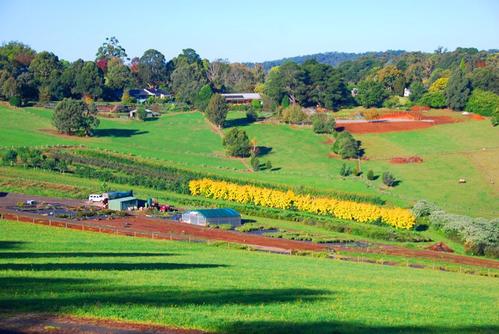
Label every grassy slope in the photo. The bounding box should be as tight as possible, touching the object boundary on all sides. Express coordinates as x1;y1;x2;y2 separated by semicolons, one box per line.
1;106;498;216
1;220;498;334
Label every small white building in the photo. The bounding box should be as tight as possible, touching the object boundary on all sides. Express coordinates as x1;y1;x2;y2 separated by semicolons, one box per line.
221;93;261;104
403;88;411;97
129;108;160;119
181;208;241;227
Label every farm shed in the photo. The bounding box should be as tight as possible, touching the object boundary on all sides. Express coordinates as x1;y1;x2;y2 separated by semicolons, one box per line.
108;196;138;211
181;208;241;227
221;93;261;104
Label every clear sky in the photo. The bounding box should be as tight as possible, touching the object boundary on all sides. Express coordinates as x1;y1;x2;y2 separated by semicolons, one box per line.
0;0;498;62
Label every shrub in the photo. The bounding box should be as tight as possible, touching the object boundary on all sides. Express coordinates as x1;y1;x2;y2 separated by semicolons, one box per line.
280;96;290;108
491;107;499;127
223;128;251;157
382;96;402;109
465;89;499;116
250;155;260;171
382;171;396;187
246;109;258;122
339;163;351;177
280;104;307;124
265;160;272;170
1;149;17;164
312;113;336;133
412;200;498;257
9;95;22;107
418;92;447;108
361;109;380;120
251;99;262;111
366;169;375;181
136;105;147;120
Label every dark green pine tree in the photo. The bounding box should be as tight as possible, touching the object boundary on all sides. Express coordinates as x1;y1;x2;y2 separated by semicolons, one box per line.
446;59;471;111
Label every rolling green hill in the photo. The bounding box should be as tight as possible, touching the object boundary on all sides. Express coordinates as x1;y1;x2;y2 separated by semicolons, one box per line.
0;105;497;217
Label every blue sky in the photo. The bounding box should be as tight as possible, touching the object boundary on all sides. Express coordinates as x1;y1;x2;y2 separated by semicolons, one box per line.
0;0;498;62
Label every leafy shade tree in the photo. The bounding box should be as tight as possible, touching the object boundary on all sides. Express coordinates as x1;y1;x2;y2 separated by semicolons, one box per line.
206;94;228;128
332;131;359;159
53;98;99;136
223;128;251;157
428;77;449;93
194;84;213;111
446;61;471;111
471;67;499;95
409;81;426;102
311;113;336;134
95;36;128;61
29;51;62;100
138;49;168;87
171;53;207;104
356;80;387;108
465;89;499;116
366;169;375;181
376;65;405;96
105;58;134;90
73;61;104;99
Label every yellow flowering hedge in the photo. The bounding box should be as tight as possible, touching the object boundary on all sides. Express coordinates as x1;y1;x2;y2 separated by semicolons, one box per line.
189;178;415;229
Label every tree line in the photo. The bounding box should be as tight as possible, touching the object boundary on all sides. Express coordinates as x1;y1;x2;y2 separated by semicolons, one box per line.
1;39;497;122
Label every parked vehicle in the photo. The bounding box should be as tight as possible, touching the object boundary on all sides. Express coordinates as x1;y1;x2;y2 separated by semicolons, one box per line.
88;194;105;202
25;200;37;205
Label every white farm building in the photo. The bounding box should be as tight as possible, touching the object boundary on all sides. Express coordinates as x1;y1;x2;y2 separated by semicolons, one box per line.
181;208;241;227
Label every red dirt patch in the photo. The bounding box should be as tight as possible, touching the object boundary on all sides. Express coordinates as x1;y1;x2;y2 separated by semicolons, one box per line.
323;137;334;145
427;242;454;253
390;156;423;164
468;113;486;120
0;313;207;334
340;121;434;134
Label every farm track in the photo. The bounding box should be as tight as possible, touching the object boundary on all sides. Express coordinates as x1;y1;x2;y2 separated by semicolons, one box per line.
0;313;207;334
1;193;498;270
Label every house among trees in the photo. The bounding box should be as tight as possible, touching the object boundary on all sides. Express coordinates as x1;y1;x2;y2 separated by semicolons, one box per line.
404;88;411;97
221;93;261;104
129;88;171;103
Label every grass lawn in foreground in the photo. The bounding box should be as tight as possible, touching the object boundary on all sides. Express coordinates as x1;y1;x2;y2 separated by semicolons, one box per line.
0;220;498;334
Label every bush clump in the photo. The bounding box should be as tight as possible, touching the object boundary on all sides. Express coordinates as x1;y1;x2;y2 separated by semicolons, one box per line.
412;200;499;257
312;113;336;134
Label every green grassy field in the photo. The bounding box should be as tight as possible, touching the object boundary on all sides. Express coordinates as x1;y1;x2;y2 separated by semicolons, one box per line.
1;105;497;217
1;220;498;334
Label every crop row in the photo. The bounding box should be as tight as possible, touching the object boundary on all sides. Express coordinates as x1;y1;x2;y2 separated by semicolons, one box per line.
189;178;416;229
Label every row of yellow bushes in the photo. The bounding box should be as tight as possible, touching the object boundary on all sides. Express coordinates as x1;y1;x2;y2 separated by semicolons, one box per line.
189;178;415;229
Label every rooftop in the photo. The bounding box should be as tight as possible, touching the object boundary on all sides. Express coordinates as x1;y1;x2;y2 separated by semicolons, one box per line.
187;208;241;218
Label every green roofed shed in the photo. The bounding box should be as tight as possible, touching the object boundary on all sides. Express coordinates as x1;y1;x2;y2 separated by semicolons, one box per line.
108;196;138;211
181;208;241;227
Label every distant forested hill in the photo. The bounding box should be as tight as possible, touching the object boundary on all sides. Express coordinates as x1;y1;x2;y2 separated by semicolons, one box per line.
245;50;407;70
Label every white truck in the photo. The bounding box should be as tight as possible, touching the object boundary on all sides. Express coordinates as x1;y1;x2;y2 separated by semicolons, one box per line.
88;194;105;202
